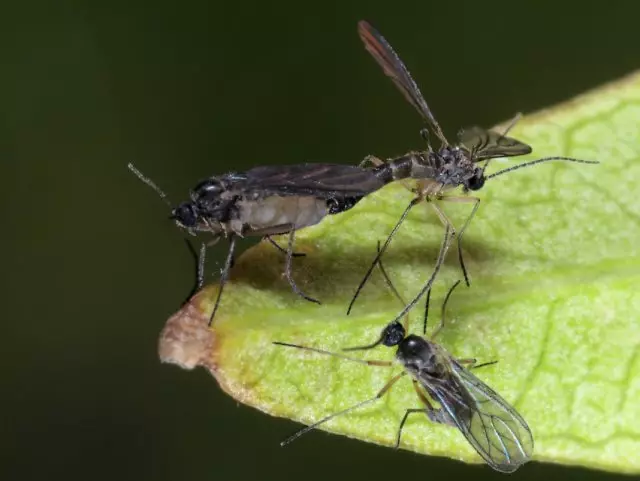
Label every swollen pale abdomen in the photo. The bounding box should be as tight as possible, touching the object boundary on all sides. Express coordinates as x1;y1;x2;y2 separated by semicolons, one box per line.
238;196;328;231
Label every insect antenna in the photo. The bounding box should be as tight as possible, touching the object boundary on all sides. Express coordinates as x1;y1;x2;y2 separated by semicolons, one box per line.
278;371;405;446
127;163;174;209
272;341;391;366
486;155;599;181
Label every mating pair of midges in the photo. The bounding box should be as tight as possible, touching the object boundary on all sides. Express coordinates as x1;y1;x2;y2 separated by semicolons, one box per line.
131;21;598;472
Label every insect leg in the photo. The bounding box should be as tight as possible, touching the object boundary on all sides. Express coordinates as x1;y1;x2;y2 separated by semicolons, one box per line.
207;235;238;327
283;227;320;304
412;379;456;427
457;358;499;370
389;223;453;326
441;195;481;287
347;196;422;315
181;239;207;306
395;379;451;448
500;112;523;137
375;240;411;333
430;279;462;340
264;235;306;257
359;155;384;169
419;127;434;151
422;287;431;336
280;370;406;446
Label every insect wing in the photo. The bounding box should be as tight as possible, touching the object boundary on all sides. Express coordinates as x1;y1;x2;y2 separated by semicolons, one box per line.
358;21;448;145
240;163;386;199
458;127;532;161
424;360;533;473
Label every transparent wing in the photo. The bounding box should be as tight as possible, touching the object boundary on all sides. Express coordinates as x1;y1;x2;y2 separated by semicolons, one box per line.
424;360;533;473
458;127;532;161
358;20;448;145
238;163;386;199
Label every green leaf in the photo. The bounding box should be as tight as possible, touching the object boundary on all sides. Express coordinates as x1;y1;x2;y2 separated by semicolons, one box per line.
158;71;640;474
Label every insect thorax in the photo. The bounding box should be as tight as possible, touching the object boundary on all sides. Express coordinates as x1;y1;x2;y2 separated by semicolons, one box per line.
431;147;480;188
396;335;451;380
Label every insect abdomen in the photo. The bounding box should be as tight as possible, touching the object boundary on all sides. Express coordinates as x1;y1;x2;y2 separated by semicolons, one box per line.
238;195;327;231
377;152;437;182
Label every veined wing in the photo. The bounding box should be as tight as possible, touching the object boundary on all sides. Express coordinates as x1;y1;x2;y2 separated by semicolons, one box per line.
358;20;448;145
237;163;386;199
422;359;533;473
458;126;532;161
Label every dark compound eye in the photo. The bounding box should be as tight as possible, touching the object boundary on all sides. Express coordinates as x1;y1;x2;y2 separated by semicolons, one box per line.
171;203;198;227
467;172;485;191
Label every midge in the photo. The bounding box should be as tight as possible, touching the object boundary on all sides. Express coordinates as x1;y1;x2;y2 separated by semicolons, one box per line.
128;162;390;325
274;238;533;473
347;20;599;314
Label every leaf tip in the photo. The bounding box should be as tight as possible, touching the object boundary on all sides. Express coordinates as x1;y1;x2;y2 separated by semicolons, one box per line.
158;294;216;371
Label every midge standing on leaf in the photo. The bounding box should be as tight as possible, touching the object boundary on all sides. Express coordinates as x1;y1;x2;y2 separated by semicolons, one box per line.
347;20;599;315
128;162;393;326
274;238;533;473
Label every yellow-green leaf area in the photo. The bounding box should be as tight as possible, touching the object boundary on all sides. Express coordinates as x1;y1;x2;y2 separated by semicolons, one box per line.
159;71;640;474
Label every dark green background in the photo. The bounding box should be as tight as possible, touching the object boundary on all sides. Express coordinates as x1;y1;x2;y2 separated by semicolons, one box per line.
2;1;637;480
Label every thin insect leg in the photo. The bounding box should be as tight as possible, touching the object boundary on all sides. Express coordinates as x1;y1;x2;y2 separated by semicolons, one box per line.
283;228;320;304
442;195;481;286
395;380;439;448
375;240;410;333
347;196;422;315
422;288;431;336
431;197;475;286
264;235;306;257
280;371;406;446
430;201;457;236
195;241;206;290
412;379;454;426
458;358;499;370
273;341;393;367
431;200;476;287
395;408;429;449
420;128;433;151
431;279;461;340
359;155;383;169
180;239;207;305
501;112;522;137
207;235;237;327
389;223;453;326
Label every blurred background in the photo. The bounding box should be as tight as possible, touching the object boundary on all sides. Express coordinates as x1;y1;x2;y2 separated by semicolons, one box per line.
1;1;637;480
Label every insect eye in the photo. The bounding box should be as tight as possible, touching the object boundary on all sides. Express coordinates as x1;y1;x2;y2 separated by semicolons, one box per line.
467;173;485;191
171;203;198;227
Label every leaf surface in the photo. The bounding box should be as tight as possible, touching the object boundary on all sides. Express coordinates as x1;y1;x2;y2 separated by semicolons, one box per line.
159;71;640;473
